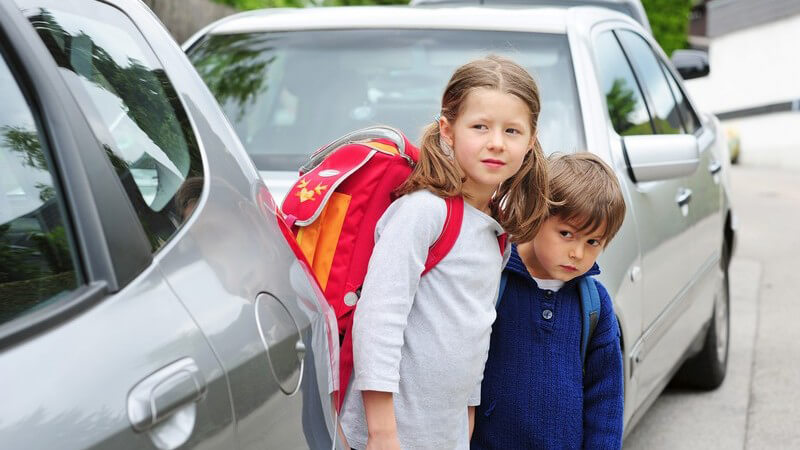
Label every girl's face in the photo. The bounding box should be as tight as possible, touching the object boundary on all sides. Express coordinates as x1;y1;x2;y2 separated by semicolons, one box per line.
440;87;534;208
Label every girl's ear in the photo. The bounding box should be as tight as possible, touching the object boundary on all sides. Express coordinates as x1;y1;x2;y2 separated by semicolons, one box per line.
439;116;454;147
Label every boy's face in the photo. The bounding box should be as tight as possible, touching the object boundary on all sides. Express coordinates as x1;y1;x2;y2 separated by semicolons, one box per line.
523;215;607;282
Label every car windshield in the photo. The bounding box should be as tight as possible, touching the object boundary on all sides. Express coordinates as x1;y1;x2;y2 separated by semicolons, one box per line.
188;29;584;171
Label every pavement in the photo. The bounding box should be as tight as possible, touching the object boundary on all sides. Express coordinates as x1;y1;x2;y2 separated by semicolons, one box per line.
624;165;800;449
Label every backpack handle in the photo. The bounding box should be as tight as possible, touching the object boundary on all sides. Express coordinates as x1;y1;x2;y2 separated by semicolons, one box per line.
300;126;410;174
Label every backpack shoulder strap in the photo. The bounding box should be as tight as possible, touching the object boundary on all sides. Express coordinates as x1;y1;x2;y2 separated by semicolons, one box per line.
422;196;464;275
578;276;602;368
496;272;509;310
422;196;507;276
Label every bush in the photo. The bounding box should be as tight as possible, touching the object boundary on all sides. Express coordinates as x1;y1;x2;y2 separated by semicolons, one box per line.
642;0;691;56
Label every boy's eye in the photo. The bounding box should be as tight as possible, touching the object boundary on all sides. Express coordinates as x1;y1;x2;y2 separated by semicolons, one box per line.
473;124;488;130
559;230;572;238
588;239;602;247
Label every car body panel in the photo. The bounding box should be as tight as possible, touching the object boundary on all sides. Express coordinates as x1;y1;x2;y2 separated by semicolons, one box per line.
1;0;338;448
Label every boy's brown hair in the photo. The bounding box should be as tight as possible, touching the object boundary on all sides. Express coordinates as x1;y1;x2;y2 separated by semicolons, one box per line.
396;55;549;243
547;152;626;245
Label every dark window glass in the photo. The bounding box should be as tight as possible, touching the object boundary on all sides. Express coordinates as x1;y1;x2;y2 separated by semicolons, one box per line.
0;52;79;325
23;1;204;252
188;30;584;166
594;31;653;136
660;60;700;134
616;30;683;135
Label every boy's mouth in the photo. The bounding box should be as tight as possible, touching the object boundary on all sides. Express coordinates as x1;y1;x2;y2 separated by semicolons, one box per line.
559;264;578;272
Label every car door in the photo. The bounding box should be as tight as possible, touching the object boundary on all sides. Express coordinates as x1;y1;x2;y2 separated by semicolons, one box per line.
0;2;234;449
106;1;341;448
591;28;700;403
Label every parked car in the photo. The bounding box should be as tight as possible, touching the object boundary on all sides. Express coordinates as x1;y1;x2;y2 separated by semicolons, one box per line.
185;4;737;436
0;0;340;448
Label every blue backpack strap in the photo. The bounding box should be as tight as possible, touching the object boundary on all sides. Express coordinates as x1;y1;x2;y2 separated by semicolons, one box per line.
578;277;601;368
496;272;509;309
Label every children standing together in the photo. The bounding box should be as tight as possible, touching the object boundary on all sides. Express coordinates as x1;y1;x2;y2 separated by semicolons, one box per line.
336;55;626;449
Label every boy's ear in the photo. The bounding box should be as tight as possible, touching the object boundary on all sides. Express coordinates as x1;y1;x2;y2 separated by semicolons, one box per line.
439;116;454;147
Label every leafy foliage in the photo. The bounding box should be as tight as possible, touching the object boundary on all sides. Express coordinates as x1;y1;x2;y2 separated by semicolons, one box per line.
642;0;691;56
189;33;273;119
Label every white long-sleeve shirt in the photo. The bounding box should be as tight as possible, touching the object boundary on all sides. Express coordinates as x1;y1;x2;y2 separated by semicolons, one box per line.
340;189;509;449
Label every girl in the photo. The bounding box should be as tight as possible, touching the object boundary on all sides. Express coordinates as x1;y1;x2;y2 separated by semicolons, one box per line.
340;55;549;450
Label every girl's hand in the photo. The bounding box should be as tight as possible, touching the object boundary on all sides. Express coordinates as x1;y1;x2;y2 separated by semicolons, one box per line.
366;430;402;450
363;391;401;450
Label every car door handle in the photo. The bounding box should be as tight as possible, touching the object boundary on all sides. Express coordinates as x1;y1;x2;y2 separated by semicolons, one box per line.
708;160;722;175
128;358;207;432
675;188;692;207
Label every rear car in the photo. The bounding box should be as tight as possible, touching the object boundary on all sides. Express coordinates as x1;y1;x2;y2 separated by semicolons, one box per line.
185;5;736;435
0;1;339;448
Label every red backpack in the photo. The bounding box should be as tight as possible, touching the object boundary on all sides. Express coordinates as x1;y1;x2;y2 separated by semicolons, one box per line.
281;126;505;411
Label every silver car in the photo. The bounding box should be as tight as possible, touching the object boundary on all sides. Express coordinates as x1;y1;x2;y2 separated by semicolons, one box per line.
186;4;736;436
0;0;340;448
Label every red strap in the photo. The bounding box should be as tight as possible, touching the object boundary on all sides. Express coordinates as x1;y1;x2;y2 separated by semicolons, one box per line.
497;232;508;255
337;316;354;413
422;196;464;275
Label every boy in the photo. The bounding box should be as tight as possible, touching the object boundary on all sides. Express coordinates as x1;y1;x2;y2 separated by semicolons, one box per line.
471;152;626;450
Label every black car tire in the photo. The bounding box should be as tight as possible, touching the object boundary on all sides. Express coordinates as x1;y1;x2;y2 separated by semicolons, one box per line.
672;243;730;390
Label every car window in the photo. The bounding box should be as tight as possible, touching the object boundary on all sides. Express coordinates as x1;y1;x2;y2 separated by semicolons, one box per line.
616;30;683;135
594;31;653;136
0;50;80;326
188;30;584;167
22;1;204;252
660;60;700;134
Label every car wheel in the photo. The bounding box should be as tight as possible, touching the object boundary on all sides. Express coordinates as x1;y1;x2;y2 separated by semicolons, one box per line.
673;244;730;390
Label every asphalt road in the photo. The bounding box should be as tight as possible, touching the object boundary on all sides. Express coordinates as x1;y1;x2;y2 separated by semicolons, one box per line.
624;165;800;449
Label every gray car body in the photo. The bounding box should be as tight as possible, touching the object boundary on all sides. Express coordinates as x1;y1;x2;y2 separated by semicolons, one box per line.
186;4;736;436
0;0;339;449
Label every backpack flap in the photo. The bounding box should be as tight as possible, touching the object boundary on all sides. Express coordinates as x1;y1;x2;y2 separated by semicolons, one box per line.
282;143;377;227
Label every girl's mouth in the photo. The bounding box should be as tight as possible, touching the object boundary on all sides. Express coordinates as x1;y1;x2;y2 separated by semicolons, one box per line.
481;159;505;168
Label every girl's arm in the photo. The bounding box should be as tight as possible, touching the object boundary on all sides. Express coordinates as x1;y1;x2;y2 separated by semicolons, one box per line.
363;391;401;450
468;406;476;438
351;192;446;444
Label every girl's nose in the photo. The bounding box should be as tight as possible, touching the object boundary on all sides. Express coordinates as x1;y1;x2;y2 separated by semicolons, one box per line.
487;129;504;151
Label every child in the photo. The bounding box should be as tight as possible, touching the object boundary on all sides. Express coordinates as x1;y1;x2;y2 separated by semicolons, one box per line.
339;55;550;449
471;152;627;450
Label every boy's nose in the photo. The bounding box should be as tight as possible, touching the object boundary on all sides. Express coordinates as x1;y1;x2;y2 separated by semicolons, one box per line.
570;244;584;260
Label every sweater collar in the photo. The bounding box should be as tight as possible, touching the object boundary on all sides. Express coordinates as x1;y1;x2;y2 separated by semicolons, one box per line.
505;243;601;286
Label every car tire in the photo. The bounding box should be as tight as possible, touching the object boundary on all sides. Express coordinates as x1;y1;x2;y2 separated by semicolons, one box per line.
672;243;730;390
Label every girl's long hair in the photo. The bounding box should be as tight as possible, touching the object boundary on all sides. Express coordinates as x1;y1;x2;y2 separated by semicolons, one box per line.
396;55;550;242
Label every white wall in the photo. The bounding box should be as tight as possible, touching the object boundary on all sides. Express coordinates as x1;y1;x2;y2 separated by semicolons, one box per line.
684;14;800;169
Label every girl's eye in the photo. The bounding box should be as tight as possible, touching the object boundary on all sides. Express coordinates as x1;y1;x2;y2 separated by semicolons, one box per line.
473;124;488;130
506;128;520;135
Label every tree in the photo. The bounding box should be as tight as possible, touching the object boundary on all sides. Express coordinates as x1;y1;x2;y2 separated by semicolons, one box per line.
642;0;692;56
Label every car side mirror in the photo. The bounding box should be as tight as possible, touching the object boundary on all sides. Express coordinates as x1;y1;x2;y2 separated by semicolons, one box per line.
622;134;700;182
671;49;710;80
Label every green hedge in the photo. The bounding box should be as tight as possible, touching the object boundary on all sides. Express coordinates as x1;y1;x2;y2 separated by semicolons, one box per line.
642;0;691;56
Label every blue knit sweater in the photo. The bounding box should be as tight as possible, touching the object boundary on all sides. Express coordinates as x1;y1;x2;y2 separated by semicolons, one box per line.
471;245;624;450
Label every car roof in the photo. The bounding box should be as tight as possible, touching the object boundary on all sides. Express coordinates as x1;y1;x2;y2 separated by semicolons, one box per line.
204;6;572;35
407;0;651;33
